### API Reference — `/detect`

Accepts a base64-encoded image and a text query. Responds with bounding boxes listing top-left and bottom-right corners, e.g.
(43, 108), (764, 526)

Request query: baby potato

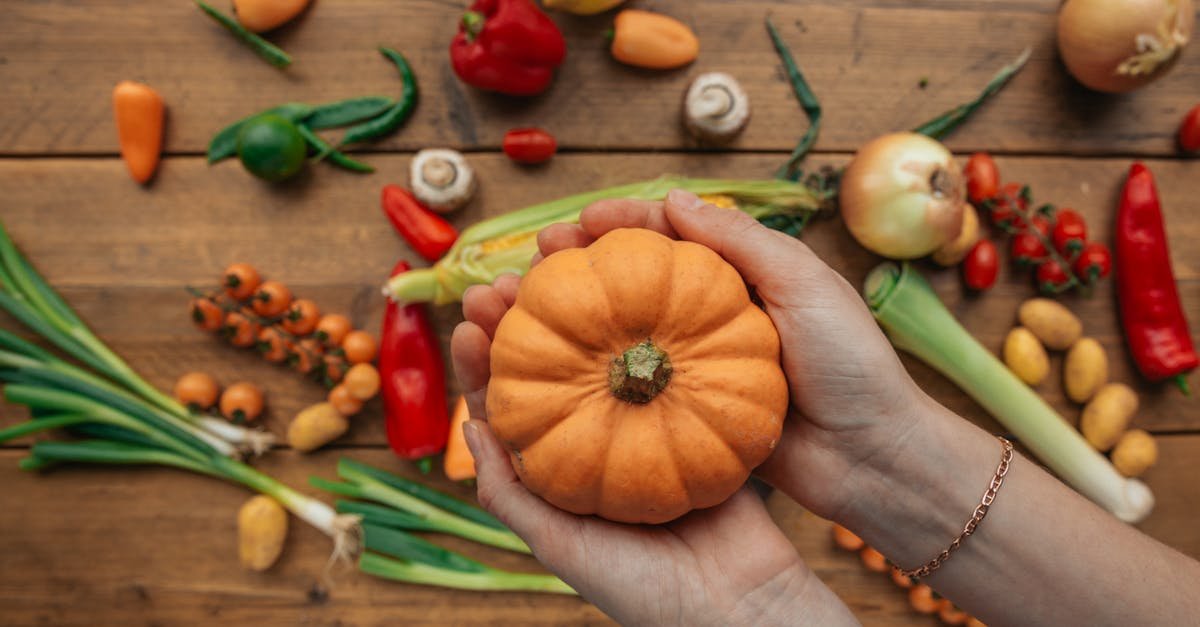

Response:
(1064, 338), (1108, 404)
(1079, 383), (1138, 451)
(1017, 298), (1082, 351)
(1004, 327), (1050, 386)
(287, 402), (349, 453)
(238, 495), (288, 571)
(1111, 429), (1157, 478)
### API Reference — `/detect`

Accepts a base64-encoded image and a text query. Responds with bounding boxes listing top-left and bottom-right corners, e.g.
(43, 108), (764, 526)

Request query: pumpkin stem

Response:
(609, 340), (672, 404)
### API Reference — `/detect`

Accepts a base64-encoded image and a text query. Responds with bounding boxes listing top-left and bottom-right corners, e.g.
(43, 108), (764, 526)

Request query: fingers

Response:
(463, 419), (575, 544)
(462, 285), (509, 338)
(580, 199), (677, 240)
(450, 322), (491, 420)
(537, 223), (592, 258)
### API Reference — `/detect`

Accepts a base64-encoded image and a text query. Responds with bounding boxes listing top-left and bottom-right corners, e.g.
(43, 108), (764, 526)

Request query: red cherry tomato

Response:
(1036, 259), (1072, 293)
(963, 239), (999, 291)
(1010, 232), (1047, 265)
(1051, 209), (1087, 255)
(1179, 103), (1200, 154)
(1074, 242), (1112, 284)
(964, 152), (999, 205)
(989, 182), (1029, 229)
(502, 128), (557, 164)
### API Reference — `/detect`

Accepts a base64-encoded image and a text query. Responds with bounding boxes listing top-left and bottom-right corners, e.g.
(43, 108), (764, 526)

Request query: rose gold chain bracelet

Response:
(898, 436), (1013, 580)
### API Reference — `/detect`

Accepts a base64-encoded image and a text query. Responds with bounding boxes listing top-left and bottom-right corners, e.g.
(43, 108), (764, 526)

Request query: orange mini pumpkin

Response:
(487, 228), (789, 524)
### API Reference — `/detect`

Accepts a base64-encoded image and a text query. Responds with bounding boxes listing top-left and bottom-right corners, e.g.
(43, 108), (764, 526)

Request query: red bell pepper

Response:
(1115, 163), (1198, 393)
(380, 260), (450, 471)
(450, 0), (566, 96)
(381, 185), (458, 262)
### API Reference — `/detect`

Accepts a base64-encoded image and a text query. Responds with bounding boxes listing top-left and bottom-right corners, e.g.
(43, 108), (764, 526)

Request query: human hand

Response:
(452, 276), (845, 626)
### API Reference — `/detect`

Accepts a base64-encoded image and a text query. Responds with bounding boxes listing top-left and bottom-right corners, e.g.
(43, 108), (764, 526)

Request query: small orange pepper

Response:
(112, 81), (164, 184)
(443, 396), (477, 481)
(610, 9), (699, 70)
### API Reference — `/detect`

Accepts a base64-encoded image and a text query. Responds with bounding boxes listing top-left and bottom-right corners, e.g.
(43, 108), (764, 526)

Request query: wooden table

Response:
(2, 1), (1197, 625)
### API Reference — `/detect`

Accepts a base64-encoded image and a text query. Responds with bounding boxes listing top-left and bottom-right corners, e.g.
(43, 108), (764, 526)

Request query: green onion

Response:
(913, 47), (1032, 140)
(767, 17), (822, 179)
(385, 177), (823, 305)
(863, 263), (1155, 523)
(336, 499), (445, 533)
(359, 552), (575, 595)
(364, 523), (490, 573)
(338, 459), (506, 530)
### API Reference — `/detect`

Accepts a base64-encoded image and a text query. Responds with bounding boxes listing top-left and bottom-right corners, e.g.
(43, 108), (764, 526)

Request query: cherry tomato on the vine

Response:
(281, 298), (321, 335)
(224, 311), (261, 348)
(502, 128), (557, 164)
(191, 298), (224, 332)
(252, 280), (292, 318)
(223, 263), (261, 301)
(963, 239), (999, 291)
(257, 327), (288, 363)
(1010, 232), (1047, 266)
(989, 182), (1030, 229)
(1074, 242), (1112, 284)
(1052, 209), (1088, 255)
(964, 152), (999, 205)
(1036, 259), (1072, 293)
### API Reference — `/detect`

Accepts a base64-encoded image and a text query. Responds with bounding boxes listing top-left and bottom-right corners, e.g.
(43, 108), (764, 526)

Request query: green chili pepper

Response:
(207, 103), (313, 164)
(339, 47), (419, 146)
(194, 0), (292, 69)
(303, 96), (397, 130)
(297, 124), (375, 173)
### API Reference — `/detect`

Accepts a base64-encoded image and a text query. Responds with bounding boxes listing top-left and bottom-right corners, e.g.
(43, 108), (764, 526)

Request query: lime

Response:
(237, 114), (307, 182)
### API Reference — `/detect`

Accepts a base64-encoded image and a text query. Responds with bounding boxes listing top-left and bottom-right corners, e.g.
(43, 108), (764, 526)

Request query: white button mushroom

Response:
(409, 149), (477, 213)
(683, 72), (751, 144)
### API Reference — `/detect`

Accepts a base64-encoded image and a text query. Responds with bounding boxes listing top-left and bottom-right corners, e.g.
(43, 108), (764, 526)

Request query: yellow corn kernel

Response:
(478, 231), (538, 255)
(699, 194), (739, 210)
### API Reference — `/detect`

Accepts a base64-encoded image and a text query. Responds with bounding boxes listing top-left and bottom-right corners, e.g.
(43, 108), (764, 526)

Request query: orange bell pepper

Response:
(112, 81), (165, 184)
(610, 9), (699, 70)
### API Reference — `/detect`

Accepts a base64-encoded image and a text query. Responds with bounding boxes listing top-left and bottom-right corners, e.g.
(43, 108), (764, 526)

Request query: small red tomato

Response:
(281, 298), (321, 336)
(252, 280), (292, 318)
(191, 298), (224, 332)
(341, 330), (378, 364)
(1009, 232), (1047, 266)
(502, 128), (557, 164)
(223, 263), (261, 301)
(257, 326), (288, 363)
(964, 152), (999, 205)
(224, 311), (261, 348)
(1179, 103), (1200, 153)
(1028, 215), (1051, 237)
(1036, 259), (1072, 293)
(1051, 209), (1087, 255)
(988, 182), (1029, 229)
(1074, 242), (1112, 283)
(963, 239), (999, 291)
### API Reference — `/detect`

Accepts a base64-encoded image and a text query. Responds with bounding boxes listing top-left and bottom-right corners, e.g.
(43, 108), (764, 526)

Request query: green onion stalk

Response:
(0, 221), (272, 457)
(384, 177), (825, 305)
(864, 263), (1154, 523)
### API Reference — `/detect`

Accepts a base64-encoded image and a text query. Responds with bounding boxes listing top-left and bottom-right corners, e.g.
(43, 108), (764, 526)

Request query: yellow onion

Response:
(839, 133), (965, 260)
(1058, 0), (1194, 93)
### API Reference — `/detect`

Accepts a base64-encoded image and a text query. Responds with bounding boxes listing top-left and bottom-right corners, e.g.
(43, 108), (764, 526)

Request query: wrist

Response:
(721, 562), (858, 627)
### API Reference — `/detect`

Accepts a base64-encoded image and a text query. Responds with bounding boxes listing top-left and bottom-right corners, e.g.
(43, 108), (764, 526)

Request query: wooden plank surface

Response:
(3, 0), (1200, 625)
(1, 1), (1197, 156)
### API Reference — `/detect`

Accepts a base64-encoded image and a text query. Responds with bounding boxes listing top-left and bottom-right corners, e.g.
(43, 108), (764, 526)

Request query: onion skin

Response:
(840, 132), (965, 260)
(1058, 0), (1194, 93)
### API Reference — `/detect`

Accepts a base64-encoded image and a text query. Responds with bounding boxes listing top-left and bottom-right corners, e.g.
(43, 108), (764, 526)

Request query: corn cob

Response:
(384, 176), (822, 305)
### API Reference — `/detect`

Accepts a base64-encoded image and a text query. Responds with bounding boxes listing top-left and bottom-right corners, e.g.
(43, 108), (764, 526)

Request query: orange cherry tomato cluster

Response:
(174, 372), (265, 424)
(962, 153), (1112, 296)
(830, 524), (986, 627)
(189, 263), (382, 417)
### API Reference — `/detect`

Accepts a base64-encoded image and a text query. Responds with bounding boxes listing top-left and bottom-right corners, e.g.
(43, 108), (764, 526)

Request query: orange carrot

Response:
(831, 523), (865, 551)
(859, 546), (889, 573)
(908, 584), (941, 615)
(939, 601), (969, 625)
(112, 81), (164, 184)
(890, 566), (915, 589)
(443, 396), (476, 481)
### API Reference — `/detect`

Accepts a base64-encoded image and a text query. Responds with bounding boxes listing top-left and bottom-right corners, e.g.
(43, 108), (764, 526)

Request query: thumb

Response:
(663, 188), (827, 295)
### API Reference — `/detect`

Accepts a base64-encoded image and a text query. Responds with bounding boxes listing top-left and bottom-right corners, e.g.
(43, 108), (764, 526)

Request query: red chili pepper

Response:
(380, 260), (450, 470)
(381, 185), (458, 262)
(503, 127), (557, 164)
(449, 0), (566, 96)
(1116, 163), (1198, 393)
(1179, 103), (1200, 154)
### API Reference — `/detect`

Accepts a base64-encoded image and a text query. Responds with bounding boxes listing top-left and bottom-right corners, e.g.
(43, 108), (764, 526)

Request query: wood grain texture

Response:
(1, 153), (1196, 443)
(1, 435), (1198, 627)
(1, 0), (1197, 156)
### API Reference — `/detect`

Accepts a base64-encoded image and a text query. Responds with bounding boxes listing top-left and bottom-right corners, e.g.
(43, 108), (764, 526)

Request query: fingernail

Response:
(667, 188), (706, 211)
(463, 420), (482, 456)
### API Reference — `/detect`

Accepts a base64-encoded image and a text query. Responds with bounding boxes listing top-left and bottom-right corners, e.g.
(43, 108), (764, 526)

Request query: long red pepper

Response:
(380, 260), (451, 470)
(381, 185), (458, 262)
(1115, 163), (1198, 393)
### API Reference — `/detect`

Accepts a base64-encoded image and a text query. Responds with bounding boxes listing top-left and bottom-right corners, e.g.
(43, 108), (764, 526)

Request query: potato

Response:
(1003, 327), (1050, 386)
(288, 402), (349, 453)
(1111, 429), (1157, 478)
(1063, 338), (1108, 403)
(1079, 383), (1138, 451)
(931, 204), (981, 266)
(238, 495), (288, 571)
(1017, 299), (1082, 351)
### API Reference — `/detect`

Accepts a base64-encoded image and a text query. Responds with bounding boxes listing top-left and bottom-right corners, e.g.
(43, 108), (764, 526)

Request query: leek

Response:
(384, 177), (824, 305)
(864, 263), (1154, 523)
